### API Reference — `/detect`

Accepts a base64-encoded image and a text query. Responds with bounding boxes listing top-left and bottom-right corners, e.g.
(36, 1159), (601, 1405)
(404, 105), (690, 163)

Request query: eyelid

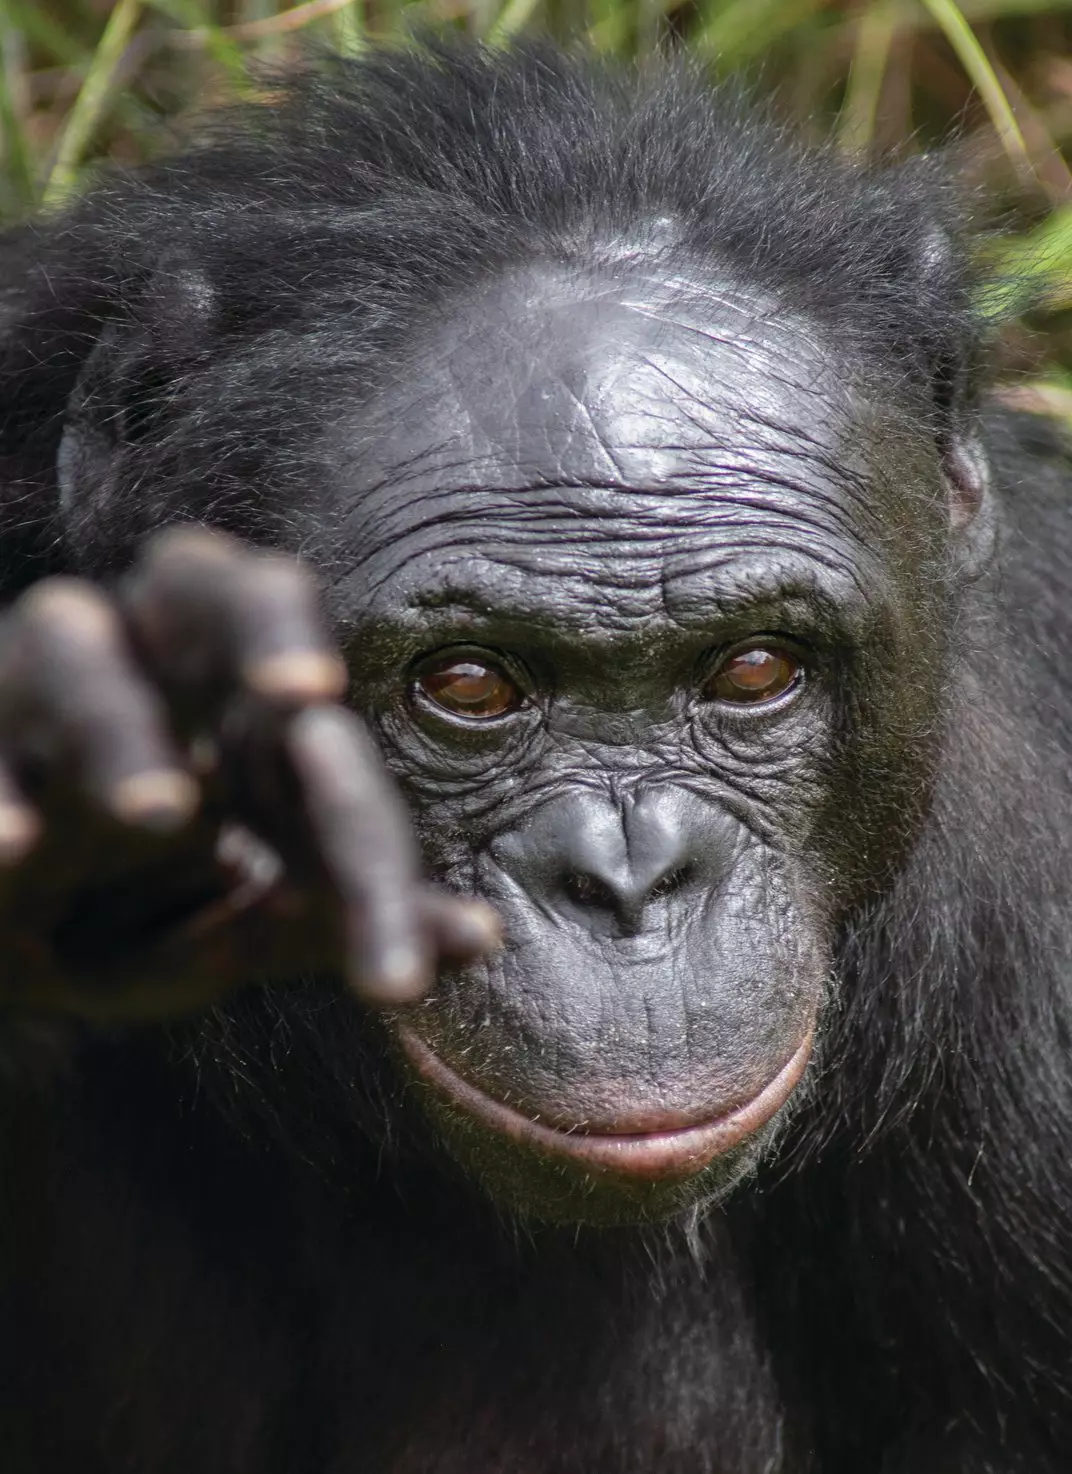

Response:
(408, 643), (533, 691)
(406, 644), (534, 726)
(697, 634), (809, 711)
(700, 631), (812, 674)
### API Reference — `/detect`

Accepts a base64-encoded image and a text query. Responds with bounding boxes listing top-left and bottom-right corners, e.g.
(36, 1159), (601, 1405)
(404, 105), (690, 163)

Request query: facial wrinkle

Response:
(320, 268), (919, 643)
(567, 385), (631, 487)
(347, 481), (876, 583)
(338, 527), (878, 650)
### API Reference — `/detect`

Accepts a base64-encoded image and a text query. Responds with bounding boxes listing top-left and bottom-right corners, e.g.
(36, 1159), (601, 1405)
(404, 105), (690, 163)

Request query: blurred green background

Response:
(0, 0), (1070, 416)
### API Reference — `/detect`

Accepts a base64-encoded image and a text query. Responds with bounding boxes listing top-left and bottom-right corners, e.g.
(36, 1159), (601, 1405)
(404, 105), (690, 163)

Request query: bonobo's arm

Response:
(0, 527), (497, 1021)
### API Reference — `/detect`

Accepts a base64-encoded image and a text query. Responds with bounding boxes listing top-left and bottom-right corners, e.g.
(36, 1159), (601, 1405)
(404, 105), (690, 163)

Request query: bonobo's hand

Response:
(0, 529), (498, 1021)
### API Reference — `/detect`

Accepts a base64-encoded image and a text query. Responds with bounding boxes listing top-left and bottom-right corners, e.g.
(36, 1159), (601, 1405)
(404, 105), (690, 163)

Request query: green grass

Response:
(1, 0), (1070, 412)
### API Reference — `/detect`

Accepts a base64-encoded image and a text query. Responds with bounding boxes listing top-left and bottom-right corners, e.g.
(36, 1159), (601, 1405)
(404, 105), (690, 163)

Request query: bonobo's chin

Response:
(395, 1023), (814, 1226)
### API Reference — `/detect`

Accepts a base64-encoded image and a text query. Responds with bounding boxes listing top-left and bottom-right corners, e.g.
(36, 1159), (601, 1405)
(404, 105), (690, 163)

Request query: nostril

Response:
(647, 864), (693, 901)
(564, 872), (619, 912)
(562, 864), (694, 914)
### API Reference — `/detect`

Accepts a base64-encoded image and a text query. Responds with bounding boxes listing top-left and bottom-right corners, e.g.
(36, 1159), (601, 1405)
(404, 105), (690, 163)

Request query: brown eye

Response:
(704, 645), (803, 705)
(417, 658), (522, 720)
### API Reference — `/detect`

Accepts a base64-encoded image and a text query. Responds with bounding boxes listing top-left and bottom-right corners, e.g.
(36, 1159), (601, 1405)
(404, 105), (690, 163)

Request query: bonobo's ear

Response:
(0, 225), (219, 588)
(916, 222), (996, 580)
(943, 428), (995, 579)
(55, 256), (218, 572)
(0, 224), (117, 591)
(56, 321), (133, 538)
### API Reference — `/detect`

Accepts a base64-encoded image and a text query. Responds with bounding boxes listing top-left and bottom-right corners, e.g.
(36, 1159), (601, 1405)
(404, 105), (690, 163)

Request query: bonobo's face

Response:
(315, 263), (950, 1224)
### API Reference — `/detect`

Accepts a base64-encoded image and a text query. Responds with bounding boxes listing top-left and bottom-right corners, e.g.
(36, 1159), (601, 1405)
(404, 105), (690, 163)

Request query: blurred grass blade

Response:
(1041, 208), (1072, 309)
(42, 0), (142, 208)
(984, 205), (1072, 316)
(147, 0), (249, 82)
(698, 0), (828, 66)
(170, 0), (360, 47)
(488, 0), (544, 43)
(838, 0), (900, 152)
(3, 0), (84, 64)
(917, 0), (1029, 169)
(331, 0), (364, 54)
(0, 4), (33, 210)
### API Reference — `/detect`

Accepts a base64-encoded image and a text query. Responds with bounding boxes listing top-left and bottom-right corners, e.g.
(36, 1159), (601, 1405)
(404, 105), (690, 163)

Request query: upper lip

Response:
(397, 1025), (814, 1181)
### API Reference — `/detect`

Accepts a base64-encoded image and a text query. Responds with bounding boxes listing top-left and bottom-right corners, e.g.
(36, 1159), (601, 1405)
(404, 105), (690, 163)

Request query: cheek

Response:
(370, 702), (543, 794)
(814, 681), (944, 904)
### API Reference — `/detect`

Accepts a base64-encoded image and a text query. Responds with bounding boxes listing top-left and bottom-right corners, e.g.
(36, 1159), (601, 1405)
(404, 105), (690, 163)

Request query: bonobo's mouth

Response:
(397, 1024), (814, 1181)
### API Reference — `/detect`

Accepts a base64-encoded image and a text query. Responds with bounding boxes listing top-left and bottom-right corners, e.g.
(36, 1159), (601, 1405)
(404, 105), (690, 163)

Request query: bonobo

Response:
(1, 38), (1071, 1474)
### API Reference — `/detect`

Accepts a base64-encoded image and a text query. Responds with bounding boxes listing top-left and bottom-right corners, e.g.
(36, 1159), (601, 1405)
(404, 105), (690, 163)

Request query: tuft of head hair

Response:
(1, 38), (982, 579)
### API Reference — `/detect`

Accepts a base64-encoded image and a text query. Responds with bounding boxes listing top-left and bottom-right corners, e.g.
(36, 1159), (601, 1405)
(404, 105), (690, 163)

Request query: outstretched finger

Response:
(0, 581), (197, 832)
(283, 704), (430, 1006)
(124, 527), (347, 716)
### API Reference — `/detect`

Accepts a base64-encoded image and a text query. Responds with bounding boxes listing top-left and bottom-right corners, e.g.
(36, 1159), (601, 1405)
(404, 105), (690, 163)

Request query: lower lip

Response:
(397, 1026), (814, 1181)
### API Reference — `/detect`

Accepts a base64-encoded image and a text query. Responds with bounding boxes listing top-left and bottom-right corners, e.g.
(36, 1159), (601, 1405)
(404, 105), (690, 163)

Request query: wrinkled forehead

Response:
(317, 263), (917, 615)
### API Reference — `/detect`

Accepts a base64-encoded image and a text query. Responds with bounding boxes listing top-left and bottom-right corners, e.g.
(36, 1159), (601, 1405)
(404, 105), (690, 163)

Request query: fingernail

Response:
(433, 899), (503, 958)
(355, 941), (430, 1006)
(244, 651), (347, 703)
(25, 581), (116, 638)
(0, 804), (40, 862)
(109, 770), (199, 831)
(456, 900), (503, 948)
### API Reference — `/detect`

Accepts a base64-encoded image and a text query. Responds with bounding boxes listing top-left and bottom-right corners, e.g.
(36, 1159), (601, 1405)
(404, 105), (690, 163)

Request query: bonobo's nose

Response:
(490, 788), (737, 933)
